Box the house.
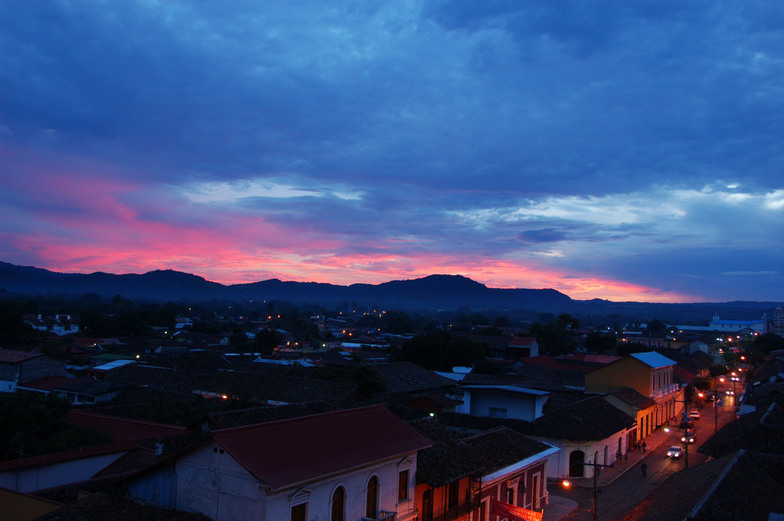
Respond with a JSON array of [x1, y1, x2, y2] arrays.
[[506, 337, 539, 359], [585, 352, 680, 441], [125, 405, 431, 521], [0, 441, 139, 493], [0, 350, 67, 393], [53, 380, 132, 405], [455, 385, 549, 421], [515, 395, 635, 480], [603, 388, 658, 452], [412, 420, 557, 521]]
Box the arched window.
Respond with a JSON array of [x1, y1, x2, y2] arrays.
[[331, 486, 345, 521], [366, 476, 379, 519]]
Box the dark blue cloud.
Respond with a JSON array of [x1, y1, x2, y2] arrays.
[[1, 0, 783, 301]]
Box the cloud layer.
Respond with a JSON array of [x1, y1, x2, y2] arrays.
[[1, 1, 783, 303]]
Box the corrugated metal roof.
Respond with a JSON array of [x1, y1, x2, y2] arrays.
[[631, 351, 676, 368]]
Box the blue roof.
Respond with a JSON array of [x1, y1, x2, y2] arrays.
[[630, 351, 676, 368]]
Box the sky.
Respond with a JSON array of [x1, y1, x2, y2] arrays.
[[1, 1, 783, 304]]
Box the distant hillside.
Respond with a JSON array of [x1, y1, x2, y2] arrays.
[[0, 261, 570, 311], [0, 261, 777, 320]]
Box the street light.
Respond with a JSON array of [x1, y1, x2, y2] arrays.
[[561, 461, 614, 521]]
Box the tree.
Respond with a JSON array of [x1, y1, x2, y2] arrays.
[[253, 328, 280, 355], [395, 331, 488, 371], [0, 393, 112, 461], [585, 331, 617, 353], [311, 366, 386, 396], [529, 314, 579, 355], [0, 304, 32, 344], [748, 333, 784, 355]]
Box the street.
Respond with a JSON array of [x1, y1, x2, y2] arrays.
[[549, 389, 740, 521]]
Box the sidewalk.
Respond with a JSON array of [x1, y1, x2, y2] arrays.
[[572, 425, 673, 489], [541, 426, 674, 521]]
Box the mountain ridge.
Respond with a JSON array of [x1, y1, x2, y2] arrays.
[[0, 261, 777, 319]]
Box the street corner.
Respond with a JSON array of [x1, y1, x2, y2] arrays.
[[542, 494, 579, 521]]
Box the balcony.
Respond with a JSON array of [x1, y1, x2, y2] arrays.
[[420, 498, 480, 521], [362, 511, 396, 521]]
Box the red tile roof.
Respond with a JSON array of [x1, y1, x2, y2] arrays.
[[18, 376, 91, 392], [66, 410, 186, 442], [211, 404, 431, 490]]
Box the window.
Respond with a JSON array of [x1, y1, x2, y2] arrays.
[[506, 487, 515, 505], [331, 487, 345, 521], [366, 476, 378, 519], [398, 469, 409, 501], [488, 407, 507, 418], [291, 502, 307, 521]]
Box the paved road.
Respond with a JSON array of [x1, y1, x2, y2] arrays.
[[544, 391, 740, 521]]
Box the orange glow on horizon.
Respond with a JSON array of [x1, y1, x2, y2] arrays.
[[30, 252, 697, 303]]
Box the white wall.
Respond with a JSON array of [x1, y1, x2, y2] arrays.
[[0, 452, 127, 493], [175, 442, 419, 521]]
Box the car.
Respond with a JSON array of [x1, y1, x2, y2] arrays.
[[689, 410, 701, 420], [666, 445, 683, 459], [726, 389, 735, 395], [681, 431, 696, 444]]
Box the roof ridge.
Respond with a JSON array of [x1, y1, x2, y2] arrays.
[[211, 403, 387, 435]]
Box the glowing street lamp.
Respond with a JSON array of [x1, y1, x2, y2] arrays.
[[561, 461, 614, 521]]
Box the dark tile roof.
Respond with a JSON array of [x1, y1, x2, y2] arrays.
[[372, 361, 458, 394], [436, 394, 635, 442], [607, 387, 658, 410], [744, 380, 784, 408], [107, 363, 358, 405], [210, 404, 431, 491], [411, 420, 552, 487], [621, 451, 784, 521], [522, 394, 635, 441], [206, 401, 336, 429], [462, 364, 584, 392], [66, 410, 186, 442], [30, 492, 212, 521], [93, 431, 208, 480], [698, 402, 784, 458]]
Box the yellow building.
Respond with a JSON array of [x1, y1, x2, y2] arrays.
[[586, 352, 680, 442]]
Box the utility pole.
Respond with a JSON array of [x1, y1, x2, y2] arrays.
[[563, 461, 614, 521]]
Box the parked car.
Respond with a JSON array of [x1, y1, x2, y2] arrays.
[[689, 410, 701, 420], [681, 431, 696, 444], [666, 445, 683, 459]]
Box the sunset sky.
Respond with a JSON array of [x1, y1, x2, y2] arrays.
[[1, 1, 782, 303]]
